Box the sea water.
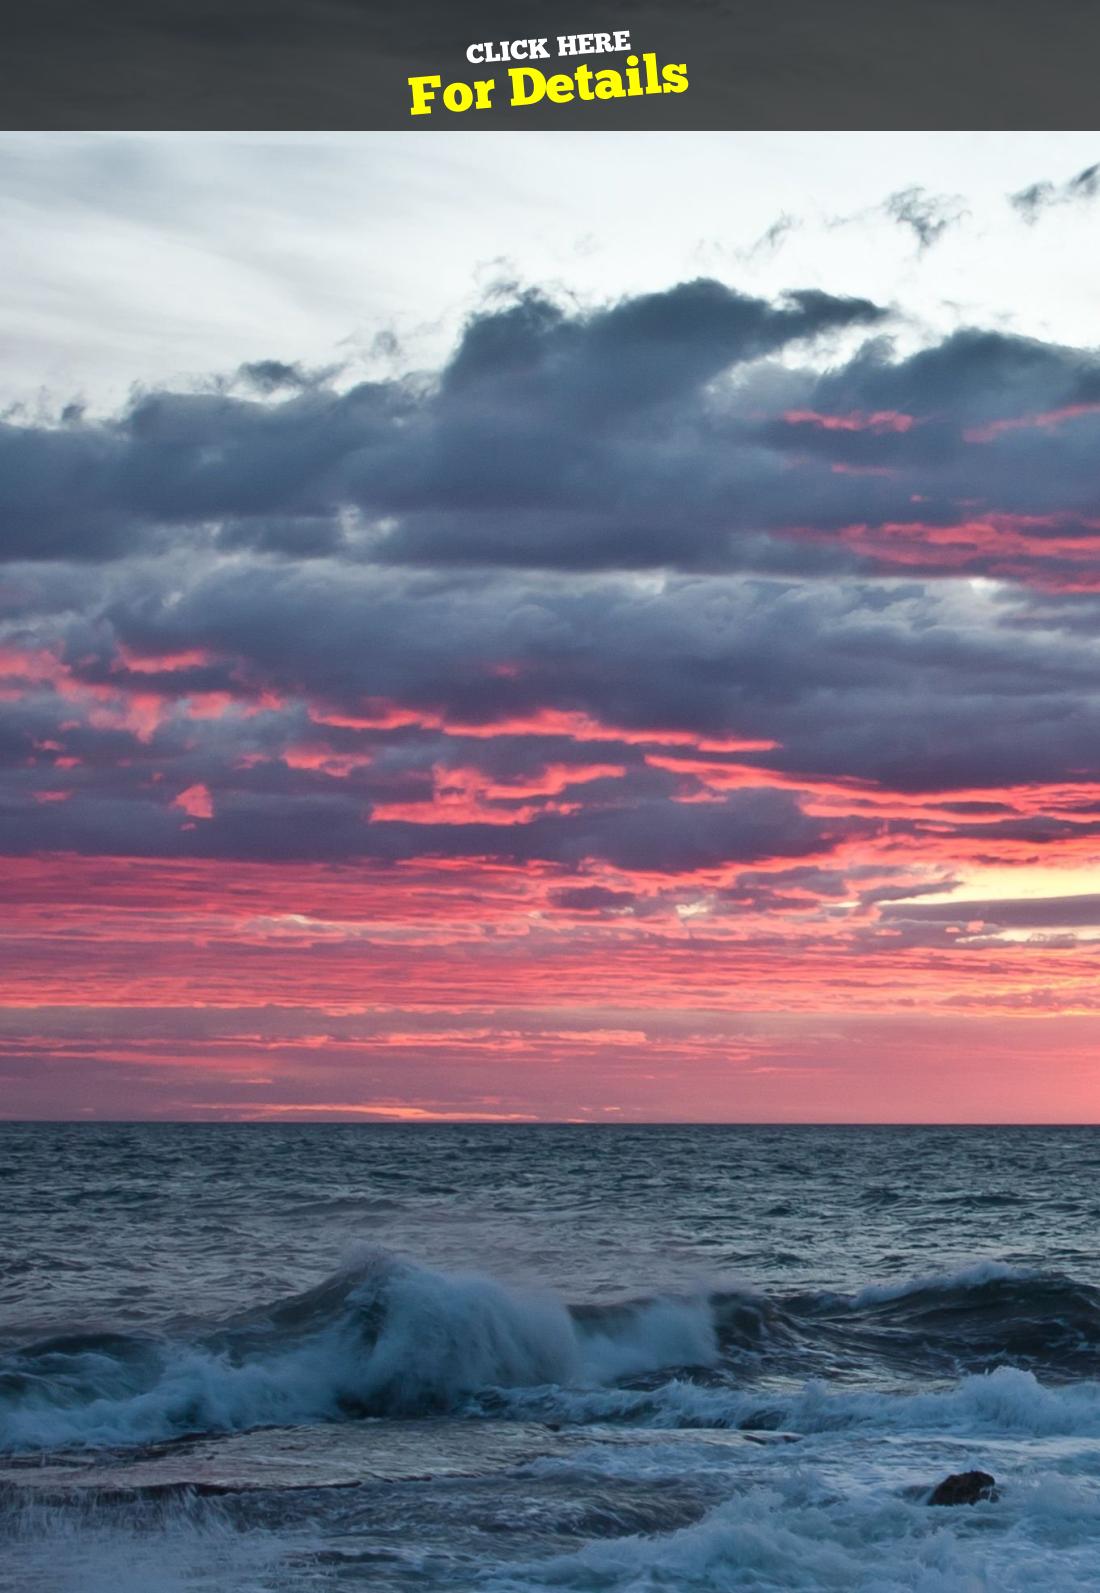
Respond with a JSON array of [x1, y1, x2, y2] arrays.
[[4, 1123, 1100, 1590]]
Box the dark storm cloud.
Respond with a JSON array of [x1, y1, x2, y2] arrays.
[[0, 280, 891, 567], [4, 277, 1100, 870], [808, 325, 1100, 426], [3, 280, 1100, 584], [1010, 162, 1100, 222], [858, 877, 961, 908], [715, 864, 854, 912], [0, 747, 853, 868], [215, 513, 349, 557], [126, 563, 1100, 789], [233, 359, 336, 395], [3, 555, 1099, 886], [549, 886, 639, 912], [889, 894, 1100, 928], [438, 280, 882, 403]]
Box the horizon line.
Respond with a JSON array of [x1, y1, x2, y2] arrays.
[[4, 1118, 1100, 1129]]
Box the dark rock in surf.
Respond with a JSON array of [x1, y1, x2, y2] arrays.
[[928, 1469, 997, 1506]]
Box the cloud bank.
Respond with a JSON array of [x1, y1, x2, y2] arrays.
[[3, 276, 1100, 1117]]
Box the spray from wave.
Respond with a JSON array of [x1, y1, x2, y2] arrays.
[[0, 1249, 718, 1453], [5, 1252, 1100, 1456]]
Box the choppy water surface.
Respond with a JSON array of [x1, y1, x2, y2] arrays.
[[5, 1123, 1100, 1590]]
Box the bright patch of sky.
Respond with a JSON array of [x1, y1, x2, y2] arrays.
[[1, 130, 1097, 412]]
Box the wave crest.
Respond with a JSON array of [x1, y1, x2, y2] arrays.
[[0, 1250, 717, 1453], [5, 1254, 1100, 1456]]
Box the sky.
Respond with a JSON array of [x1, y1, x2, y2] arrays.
[[2, 129, 1100, 1123]]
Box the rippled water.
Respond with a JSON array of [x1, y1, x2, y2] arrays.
[[4, 1124, 1100, 1590]]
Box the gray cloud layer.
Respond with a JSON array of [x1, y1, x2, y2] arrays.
[[3, 278, 1100, 872]]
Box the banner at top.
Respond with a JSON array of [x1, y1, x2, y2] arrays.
[[3, 0, 1100, 129]]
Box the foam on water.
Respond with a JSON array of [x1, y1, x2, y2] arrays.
[[8, 1251, 1100, 1454], [0, 1251, 719, 1452], [494, 1467, 1100, 1592], [7, 1124, 1100, 1591], [495, 1363, 1100, 1440]]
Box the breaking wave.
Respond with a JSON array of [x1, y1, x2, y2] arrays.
[[0, 1250, 716, 1452], [4, 1253, 1100, 1455]]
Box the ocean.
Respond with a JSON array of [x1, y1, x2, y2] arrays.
[[4, 1122, 1100, 1590]]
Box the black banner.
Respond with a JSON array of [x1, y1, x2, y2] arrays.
[[4, 0, 1100, 129]]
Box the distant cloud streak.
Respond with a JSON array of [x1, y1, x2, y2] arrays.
[[1010, 162, 1100, 222]]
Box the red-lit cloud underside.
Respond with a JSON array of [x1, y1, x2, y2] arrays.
[[3, 281, 1100, 1118]]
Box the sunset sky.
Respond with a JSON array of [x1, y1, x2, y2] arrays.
[[2, 130, 1100, 1122]]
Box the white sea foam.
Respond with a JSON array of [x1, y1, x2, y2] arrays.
[[492, 1466, 1100, 1592], [0, 1254, 718, 1453], [4, 1253, 1100, 1456], [501, 1364, 1100, 1439], [7, 1252, 1100, 1590]]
